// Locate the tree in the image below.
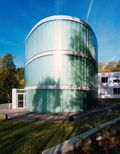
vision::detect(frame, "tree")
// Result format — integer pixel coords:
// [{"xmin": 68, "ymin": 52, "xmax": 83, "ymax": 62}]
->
[
  {"xmin": 0, "ymin": 53, "xmax": 16, "ymax": 70},
  {"xmin": 113, "ymin": 61, "xmax": 120, "ymax": 72},
  {"xmin": 98, "ymin": 62, "xmax": 105, "ymax": 73},
  {"xmin": 102, "ymin": 62, "xmax": 115, "ymax": 73},
  {"xmin": 98, "ymin": 61, "xmax": 119, "ymax": 73},
  {"xmin": 16, "ymin": 67, "xmax": 24, "ymax": 88},
  {"xmin": 0, "ymin": 53, "xmax": 24, "ymax": 103}
]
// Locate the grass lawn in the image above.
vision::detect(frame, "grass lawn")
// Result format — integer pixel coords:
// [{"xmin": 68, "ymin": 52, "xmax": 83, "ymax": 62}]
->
[
  {"xmin": 0, "ymin": 118, "xmax": 76, "ymax": 154},
  {"xmin": 0, "ymin": 111, "xmax": 120, "ymax": 154}
]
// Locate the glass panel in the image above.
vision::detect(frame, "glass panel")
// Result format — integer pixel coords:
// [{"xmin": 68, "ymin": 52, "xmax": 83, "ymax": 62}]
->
[
  {"xmin": 25, "ymin": 19, "xmax": 98, "ymax": 113},
  {"xmin": 18, "ymin": 94, "xmax": 23, "ymax": 101}
]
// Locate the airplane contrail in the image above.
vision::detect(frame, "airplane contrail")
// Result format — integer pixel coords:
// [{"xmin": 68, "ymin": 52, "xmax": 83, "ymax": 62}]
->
[{"xmin": 86, "ymin": 0, "xmax": 94, "ymax": 22}]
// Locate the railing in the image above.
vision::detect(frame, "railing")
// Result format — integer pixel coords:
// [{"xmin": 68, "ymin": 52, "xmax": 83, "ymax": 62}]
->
[{"xmin": 42, "ymin": 116, "xmax": 120, "ymax": 154}]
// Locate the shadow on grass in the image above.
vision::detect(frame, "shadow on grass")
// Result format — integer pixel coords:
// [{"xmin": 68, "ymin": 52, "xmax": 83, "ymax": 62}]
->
[{"xmin": 0, "ymin": 113, "xmax": 74, "ymax": 154}]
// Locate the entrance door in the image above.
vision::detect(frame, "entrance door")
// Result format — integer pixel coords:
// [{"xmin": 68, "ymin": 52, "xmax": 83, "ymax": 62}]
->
[{"xmin": 17, "ymin": 93, "xmax": 26, "ymax": 109}]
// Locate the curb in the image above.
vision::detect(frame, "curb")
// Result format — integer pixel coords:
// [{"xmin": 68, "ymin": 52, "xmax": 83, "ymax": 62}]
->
[{"xmin": 42, "ymin": 116, "xmax": 120, "ymax": 154}]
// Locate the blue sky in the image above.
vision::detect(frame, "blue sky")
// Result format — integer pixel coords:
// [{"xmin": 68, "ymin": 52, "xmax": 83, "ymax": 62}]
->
[{"xmin": 0, "ymin": 0, "xmax": 120, "ymax": 67}]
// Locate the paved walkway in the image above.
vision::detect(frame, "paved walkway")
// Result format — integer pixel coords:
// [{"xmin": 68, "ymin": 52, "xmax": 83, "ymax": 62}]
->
[
  {"xmin": 0, "ymin": 109, "xmax": 74, "ymax": 122},
  {"xmin": 0, "ymin": 103, "xmax": 120, "ymax": 122}
]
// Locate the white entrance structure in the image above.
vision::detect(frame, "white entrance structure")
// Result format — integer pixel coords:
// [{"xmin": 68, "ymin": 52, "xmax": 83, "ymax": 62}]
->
[
  {"xmin": 12, "ymin": 88, "xmax": 26, "ymax": 109},
  {"xmin": 98, "ymin": 72, "xmax": 120, "ymax": 98}
]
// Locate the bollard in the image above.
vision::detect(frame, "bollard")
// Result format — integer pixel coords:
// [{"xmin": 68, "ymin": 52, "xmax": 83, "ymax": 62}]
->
[
  {"xmin": 5, "ymin": 114, "xmax": 8, "ymax": 120},
  {"xmin": 69, "ymin": 116, "xmax": 74, "ymax": 121}
]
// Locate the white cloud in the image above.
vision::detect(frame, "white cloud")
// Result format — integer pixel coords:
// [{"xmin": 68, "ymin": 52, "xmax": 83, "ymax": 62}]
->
[{"xmin": 109, "ymin": 56, "xmax": 117, "ymax": 62}]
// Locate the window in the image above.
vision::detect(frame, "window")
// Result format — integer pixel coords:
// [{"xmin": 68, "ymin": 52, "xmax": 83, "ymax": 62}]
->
[
  {"xmin": 113, "ymin": 88, "xmax": 120, "ymax": 94},
  {"xmin": 101, "ymin": 77, "xmax": 108, "ymax": 83},
  {"xmin": 113, "ymin": 79, "xmax": 120, "ymax": 83},
  {"xmin": 18, "ymin": 94, "xmax": 24, "ymax": 108}
]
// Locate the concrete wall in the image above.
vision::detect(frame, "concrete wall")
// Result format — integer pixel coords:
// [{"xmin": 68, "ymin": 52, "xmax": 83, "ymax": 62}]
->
[{"xmin": 0, "ymin": 103, "xmax": 12, "ymax": 110}]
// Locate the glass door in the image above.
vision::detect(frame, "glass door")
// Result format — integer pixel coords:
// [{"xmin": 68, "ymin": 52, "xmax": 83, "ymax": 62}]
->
[{"xmin": 17, "ymin": 93, "xmax": 26, "ymax": 109}]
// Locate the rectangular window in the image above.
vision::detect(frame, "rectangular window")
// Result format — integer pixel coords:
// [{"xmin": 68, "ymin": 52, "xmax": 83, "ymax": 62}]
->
[
  {"xmin": 113, "ymin": 88, "xmax": 120, "ymax": 94},
  {"xmin": 113, "ymin": 79, "xmax": 120, "ymax": 83},
  {"xmin": 101, "ymin": 77, "xmax": 108, "ymax": 83}
]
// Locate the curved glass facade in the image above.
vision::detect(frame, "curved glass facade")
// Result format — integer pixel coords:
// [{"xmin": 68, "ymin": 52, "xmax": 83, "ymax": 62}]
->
[{"xmin": 25, "ymin": 15, "xmax": 98, "ymax": 113}]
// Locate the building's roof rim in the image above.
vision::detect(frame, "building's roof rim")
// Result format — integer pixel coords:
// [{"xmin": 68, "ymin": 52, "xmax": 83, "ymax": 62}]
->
[
  {"xmin": 25, "ymin": 15, "xmax": 93, "ymax": 42},
  {"xmin": 98, "ymin": 72, "xmax": 120, "ymax": 75}
]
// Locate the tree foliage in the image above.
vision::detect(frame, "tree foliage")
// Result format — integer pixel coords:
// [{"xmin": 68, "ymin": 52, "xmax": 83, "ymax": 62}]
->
[
  {"xmin": 0, "ymin": 54, "xmax": 24, "ymax": 103},
  {"xmin": 16, "ymin": 67, "xmax": 24, "ymax": 88},
  {"xmin": 113, "ymin": 61, "xmax": 120, "ymax": 72},
  {"xmin": 98, "ymin": 62, "xmax": 105, "ymax": 73},
  {"xmin": 98, "ymin": 61, "xmax": 120, "ymax": 73}
]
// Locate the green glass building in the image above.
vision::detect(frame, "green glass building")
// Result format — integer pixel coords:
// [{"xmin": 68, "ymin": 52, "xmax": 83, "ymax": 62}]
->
[{"xmin": 25, "ymin": 15, "xmax": 98, "ymax": 113}]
